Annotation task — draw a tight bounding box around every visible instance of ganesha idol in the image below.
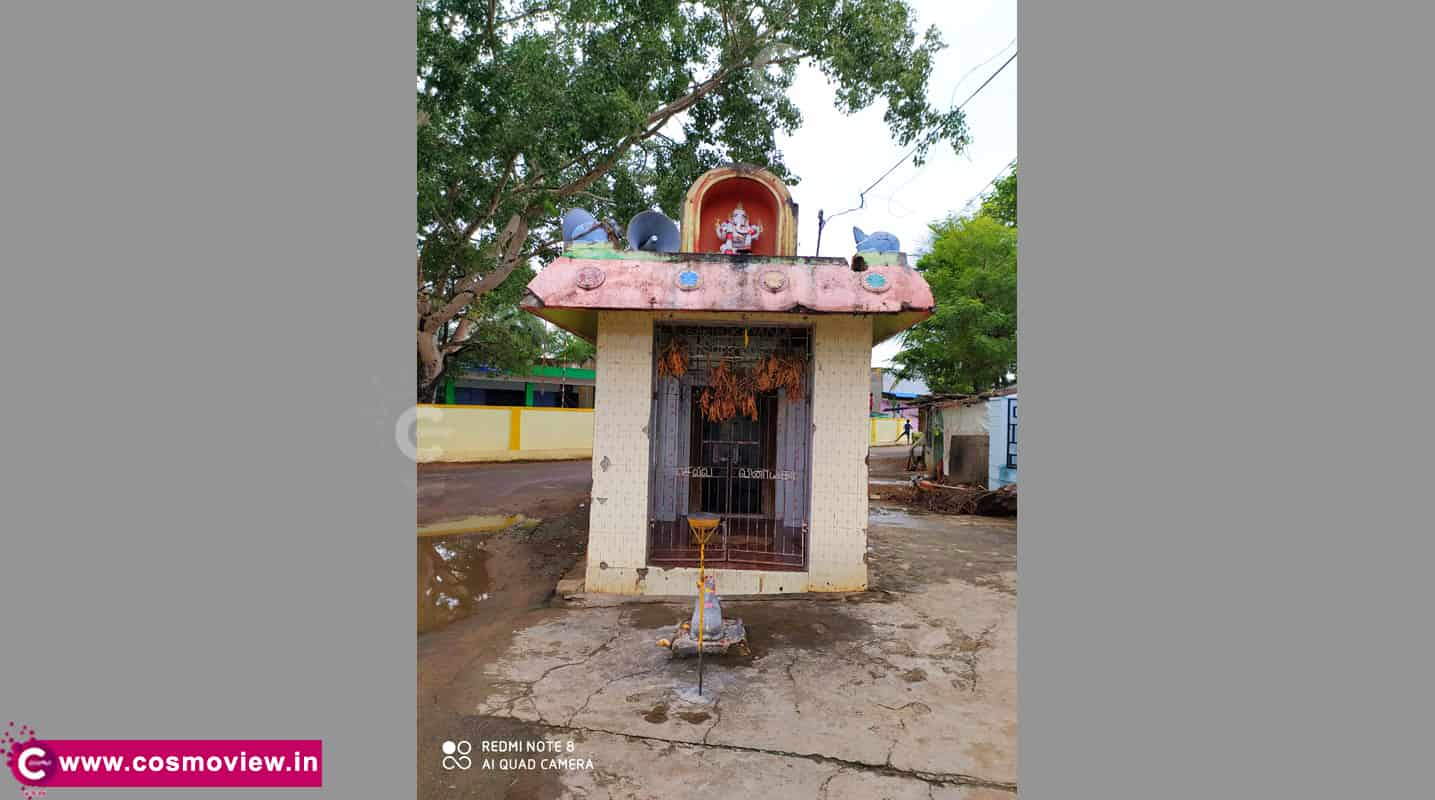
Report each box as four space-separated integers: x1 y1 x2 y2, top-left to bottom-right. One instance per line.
715 203 762 255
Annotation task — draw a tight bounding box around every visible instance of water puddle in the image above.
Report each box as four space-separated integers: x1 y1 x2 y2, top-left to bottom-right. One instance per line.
869 505 930 529
417 532 494 634
417 513 534 538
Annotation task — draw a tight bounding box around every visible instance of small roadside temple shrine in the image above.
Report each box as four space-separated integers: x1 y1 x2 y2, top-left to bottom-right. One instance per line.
521 165 933 595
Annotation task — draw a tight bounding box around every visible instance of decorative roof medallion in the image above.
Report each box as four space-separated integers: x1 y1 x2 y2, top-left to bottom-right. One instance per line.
760 270 788 292
862 272 890 293
676 269 702 291
575 265 606 290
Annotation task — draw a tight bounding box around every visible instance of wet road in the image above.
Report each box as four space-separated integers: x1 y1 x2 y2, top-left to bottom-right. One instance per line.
418 449 913 526
417 459 593 525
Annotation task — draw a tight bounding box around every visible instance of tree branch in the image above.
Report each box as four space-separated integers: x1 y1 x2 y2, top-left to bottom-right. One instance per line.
553 64 738 200
435 213 530 320
642 64 735 127
511 60 740 203
495 4 554 26
442 318 477 355
465 152 519 239
418 211 534 387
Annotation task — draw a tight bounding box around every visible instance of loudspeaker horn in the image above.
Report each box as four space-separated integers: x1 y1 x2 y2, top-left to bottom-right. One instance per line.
562 208 609 244
626 210 681 253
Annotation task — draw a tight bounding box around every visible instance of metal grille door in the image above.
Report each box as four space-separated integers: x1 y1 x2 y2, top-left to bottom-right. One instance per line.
647 324 811 571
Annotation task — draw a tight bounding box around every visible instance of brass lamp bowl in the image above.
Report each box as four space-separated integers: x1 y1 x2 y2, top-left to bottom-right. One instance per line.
686 513 721 545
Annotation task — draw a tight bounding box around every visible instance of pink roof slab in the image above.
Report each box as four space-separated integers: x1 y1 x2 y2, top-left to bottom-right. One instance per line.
521 254 934 344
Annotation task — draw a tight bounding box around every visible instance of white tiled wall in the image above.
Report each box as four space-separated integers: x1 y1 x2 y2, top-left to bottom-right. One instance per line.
583 311 873 594
807 315 873 591
583 312 655 591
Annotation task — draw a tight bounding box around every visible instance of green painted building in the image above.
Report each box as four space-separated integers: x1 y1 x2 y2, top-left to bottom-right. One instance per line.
440 361 595 408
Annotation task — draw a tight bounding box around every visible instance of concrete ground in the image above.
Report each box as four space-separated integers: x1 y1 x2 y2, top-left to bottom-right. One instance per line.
418 452 1015 799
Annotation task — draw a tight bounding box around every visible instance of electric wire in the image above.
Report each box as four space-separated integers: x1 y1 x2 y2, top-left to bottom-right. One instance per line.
816 49 1017 253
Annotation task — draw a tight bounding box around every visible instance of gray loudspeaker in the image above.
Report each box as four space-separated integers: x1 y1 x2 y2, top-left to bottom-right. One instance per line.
626 210 681 253
562 208 609 244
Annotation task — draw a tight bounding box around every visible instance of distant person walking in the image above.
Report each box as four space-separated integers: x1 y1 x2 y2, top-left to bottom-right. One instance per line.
899 418 913 443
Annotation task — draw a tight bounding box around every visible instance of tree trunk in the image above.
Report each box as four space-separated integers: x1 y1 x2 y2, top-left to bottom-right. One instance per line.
417 214 530 398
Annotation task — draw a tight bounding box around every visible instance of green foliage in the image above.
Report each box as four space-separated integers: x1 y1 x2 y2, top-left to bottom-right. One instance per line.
546 328 596 364
447 303 547 377
421 261 543 397
417 0 971 396
437 275 593 381
608 165 651 234
894 213 1016 394
426 306 594 401
979 163 1016 226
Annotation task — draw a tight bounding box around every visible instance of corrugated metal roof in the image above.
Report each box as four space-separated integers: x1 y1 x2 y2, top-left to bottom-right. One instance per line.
913 385 1018 407
883 372 930 397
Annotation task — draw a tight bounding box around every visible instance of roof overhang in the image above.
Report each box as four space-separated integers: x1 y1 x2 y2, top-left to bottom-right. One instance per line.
521 251 934 345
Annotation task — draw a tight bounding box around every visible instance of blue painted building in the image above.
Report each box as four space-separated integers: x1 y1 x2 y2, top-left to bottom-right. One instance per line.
987 392 1018 489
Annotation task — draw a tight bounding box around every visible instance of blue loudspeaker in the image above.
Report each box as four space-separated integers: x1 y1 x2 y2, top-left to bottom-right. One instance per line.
562 208 609 244
626 210 681 253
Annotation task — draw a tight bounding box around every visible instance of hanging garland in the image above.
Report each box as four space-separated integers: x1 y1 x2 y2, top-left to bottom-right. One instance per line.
696 353 807 422
754 352 806 400
659 332 807 423
698 359 757 422
656 336 689 378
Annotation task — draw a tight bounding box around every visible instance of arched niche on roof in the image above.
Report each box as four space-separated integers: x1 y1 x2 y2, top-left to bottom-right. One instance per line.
680 165 798 257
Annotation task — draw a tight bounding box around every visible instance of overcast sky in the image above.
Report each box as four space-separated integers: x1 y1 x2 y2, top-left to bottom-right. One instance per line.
774 0 1017 367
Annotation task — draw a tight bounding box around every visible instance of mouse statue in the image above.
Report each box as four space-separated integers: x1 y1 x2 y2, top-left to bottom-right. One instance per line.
853 226 901 253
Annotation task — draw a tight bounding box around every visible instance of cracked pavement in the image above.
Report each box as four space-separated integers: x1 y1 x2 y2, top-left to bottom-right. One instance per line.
419 467 1016 799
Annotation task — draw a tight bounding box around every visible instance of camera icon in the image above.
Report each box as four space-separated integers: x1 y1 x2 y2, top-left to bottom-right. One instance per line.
441 739 472 770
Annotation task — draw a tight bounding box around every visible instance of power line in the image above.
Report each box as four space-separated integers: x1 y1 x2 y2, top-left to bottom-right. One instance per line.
816 50 1017 254
957 157 1018 216
846 51 1017 210
948 37 1017 107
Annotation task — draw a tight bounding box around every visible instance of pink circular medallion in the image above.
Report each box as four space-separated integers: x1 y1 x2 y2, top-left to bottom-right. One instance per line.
575 266 606 290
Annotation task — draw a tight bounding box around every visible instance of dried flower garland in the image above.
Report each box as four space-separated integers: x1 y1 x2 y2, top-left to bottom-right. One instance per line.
696 353 806 422
656 337 689 378
698 359 755 422
754 353 806 400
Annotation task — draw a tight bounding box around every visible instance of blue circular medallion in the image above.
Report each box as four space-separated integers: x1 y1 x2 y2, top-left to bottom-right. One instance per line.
862 272 889 292
677 270 702 291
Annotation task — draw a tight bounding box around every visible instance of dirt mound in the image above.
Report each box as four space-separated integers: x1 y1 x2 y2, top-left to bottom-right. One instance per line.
882 482 1016 517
